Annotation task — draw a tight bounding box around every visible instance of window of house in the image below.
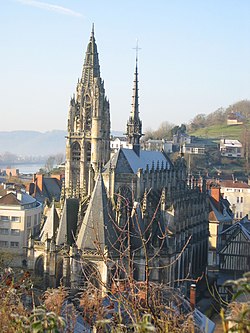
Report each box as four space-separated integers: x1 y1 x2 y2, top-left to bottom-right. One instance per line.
34 215 38 225
11 216 20 222
27 216 31 227
0 241 8 247
240 212 243 218
11 229 20 236
237 197 240 203
236 212 239 219
241 197 243 203
0 216 10 222
10 242 19 248
0 228 9 235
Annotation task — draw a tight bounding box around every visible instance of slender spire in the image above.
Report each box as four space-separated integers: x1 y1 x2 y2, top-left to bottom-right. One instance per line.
126 41 143 156
131 57 139 122
81 24 100 87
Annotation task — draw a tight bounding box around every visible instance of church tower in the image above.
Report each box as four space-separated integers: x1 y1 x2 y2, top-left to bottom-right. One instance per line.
65 25 110 198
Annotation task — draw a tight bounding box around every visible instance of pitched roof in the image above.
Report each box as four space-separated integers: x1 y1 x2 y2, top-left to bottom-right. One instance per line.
104 148 172 174
34 177 62 203
220 217 250 241
220 180 250 189
76 175 116 253
56 198 79 246
0 192 20 205
40 202 59 242
208 196 233 223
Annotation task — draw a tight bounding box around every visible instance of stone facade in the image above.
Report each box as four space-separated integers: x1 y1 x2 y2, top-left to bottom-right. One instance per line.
27 27 209 293
65 25 110 198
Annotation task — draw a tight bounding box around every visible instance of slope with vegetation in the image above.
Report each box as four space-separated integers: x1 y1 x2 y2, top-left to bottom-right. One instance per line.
188 100 250 140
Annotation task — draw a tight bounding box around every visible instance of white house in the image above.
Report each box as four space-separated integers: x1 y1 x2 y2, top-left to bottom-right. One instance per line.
0 189 42 266
144 139 173 153
220 139 243 158
110 137 130 153
220 180 250 220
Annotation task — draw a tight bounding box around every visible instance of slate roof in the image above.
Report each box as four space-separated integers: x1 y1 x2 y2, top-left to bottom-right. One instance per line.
56 198 79 246
104 148 172 174
208 196 233 223
40 202 59 242
33 177 62 204
76 174 117 253
220 216 250 241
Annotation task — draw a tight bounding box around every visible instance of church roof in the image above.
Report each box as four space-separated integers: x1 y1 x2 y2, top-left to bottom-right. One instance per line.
40 201 59 242
76 174 116 253
104 148 172 174
56 198 79 246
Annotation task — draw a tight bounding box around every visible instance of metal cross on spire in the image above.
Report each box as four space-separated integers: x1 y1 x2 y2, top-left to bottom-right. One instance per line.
133 39 141 62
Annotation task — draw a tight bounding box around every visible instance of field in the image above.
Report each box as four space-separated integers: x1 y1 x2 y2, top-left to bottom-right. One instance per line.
189 123 248 141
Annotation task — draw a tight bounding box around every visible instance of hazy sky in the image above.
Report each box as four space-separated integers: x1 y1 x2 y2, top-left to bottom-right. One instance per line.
1 0 250 132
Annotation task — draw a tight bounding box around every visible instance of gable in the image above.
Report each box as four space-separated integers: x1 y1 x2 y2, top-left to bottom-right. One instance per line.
0 193 20 205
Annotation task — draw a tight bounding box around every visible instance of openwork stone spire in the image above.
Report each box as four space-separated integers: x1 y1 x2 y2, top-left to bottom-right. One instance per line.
65 26 110 198
81 23 101 88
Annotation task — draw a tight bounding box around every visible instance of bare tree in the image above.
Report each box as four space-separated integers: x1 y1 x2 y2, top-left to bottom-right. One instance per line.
44 156 56 172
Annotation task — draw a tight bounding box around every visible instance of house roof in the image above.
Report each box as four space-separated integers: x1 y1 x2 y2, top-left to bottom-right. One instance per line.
34 177 62 203
0 192 20 205
220 216 250 241
220 139 242 148
0 191 37 206
209 196 233 223
220 180 250 189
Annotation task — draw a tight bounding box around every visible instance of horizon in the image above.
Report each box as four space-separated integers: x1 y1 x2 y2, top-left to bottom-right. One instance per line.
1 1 250 132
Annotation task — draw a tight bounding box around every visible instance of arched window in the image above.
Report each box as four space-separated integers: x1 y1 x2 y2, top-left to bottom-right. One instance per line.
35 255 44 277
72 141 81 161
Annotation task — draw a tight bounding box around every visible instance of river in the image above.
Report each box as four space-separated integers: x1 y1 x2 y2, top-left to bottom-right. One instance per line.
0 163 45 175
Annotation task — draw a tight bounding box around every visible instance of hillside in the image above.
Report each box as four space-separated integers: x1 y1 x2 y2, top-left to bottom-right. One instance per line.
187 99 250 143
189 123 248 141
0 130 67 156
0 130 124 157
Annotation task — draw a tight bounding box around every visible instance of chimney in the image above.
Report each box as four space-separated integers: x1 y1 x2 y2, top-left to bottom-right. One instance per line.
190 284 196 310
17 192 23 201
36 174 43 191
210 186 220 203
50 173 63 182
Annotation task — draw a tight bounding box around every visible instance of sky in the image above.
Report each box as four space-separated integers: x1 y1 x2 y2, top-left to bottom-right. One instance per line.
1 0 250 133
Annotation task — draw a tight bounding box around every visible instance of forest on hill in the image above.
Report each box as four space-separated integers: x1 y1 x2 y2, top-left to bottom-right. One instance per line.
144 100 250 140
188 99 250 132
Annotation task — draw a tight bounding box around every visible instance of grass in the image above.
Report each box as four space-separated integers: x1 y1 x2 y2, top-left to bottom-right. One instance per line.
189 123 247 140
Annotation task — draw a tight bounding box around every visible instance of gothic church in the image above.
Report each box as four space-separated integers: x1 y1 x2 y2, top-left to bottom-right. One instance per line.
28 27 208 291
